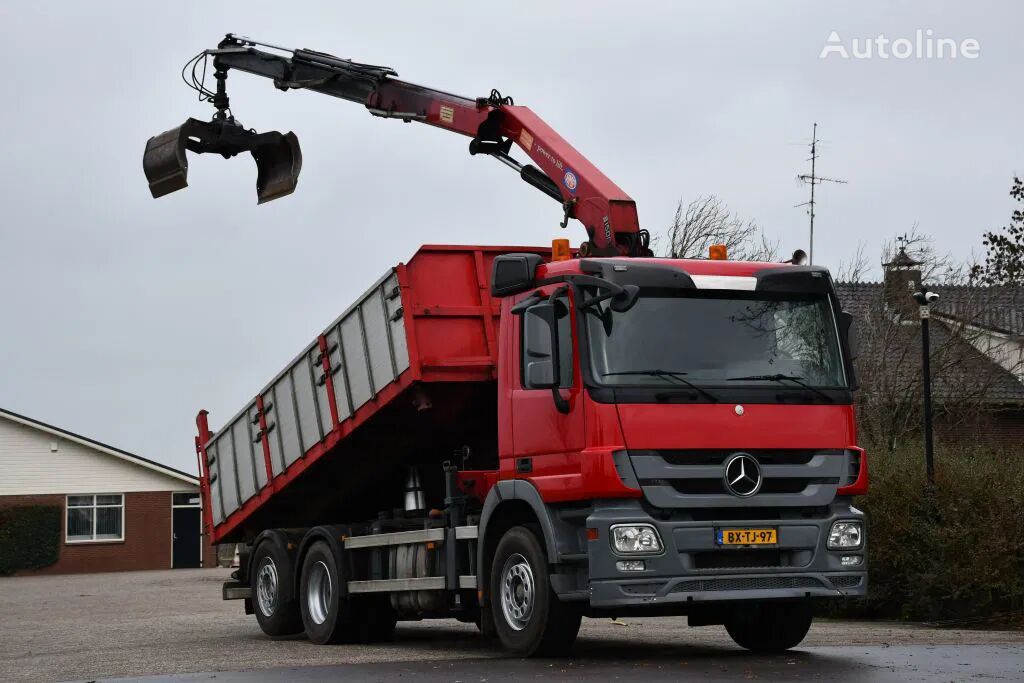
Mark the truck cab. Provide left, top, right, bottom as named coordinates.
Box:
left=479, top=252, right=866, bottom=652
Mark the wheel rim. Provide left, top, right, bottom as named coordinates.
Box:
left=500, top=553, right=535, bottom=631
left=255, top=557, right=279, bottom=618
left=306, top=560, right=332, bottom=625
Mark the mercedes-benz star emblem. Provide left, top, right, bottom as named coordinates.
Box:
left=723, top=453, right=762, bottom=497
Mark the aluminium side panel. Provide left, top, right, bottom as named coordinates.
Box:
left=248, top=404, right=269, bottom=490
left=207, top=441, right=225, bottom=526
left=216, top=424, right=241, bottom=518
left=271, top=371, right=304, bottom=468
left=203, top=267, right=411, bottom=532
left=290, top=356, right=323, bottom=453
left=230, top=416, right=258, bottom=504
left=383, top=271, right=410, bottom=376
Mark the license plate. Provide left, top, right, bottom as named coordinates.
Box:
left=716, top=528, right=778, bottom=545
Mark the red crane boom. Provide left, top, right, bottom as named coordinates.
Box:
left=143, top=34, right=650, bottom=257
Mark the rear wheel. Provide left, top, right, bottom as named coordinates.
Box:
left=251, top=541, right=302, bottom=636
left=725, top=601, right=814, bottom=653
left=299, top=541, right=358, bottom=644
left=489, top=526, right=581, bottom=657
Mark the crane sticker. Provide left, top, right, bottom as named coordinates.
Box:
left=439, top=105, right=455, bottom=124
left=563, top=169, right=578, bottom=193
left=519, top=129, right=534, bottom=151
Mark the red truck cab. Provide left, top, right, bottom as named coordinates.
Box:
left=474, top=252, right=866, bottom=650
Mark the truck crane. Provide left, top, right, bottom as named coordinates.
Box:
left=144, top=35, right=867, bottom=658
left=144, top=33, right=651, bottom=258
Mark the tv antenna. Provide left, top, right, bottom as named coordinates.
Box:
left=795, top=123, right=846, bottom=264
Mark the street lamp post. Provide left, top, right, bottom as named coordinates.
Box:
left=912, top=289, right=939, bottom=484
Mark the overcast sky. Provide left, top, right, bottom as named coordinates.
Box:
left=0, top=2, right=1019, bottom=473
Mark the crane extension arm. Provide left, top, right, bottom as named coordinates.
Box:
left=143, top=34, right=650, bottom=257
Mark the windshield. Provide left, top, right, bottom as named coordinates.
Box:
left=585, top=288, right=846, bottom=388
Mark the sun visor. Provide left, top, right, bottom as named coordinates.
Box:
left=755, top=265, right=834, bottom=294
left=580, top=259, right=696, bottom=289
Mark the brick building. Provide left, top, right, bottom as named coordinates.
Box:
left=0, top=408, right=216, bottom=574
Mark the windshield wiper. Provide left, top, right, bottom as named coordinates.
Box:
left=603, top=369, right=719, bottom=402
left=726, top=374, right=834, bottom=403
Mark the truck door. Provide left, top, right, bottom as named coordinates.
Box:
left=510, top=289, right=585, bottom=492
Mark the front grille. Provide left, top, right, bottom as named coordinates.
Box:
left=672, top=576, right=824, bottom=593
left=693, top=550, right=783, bottom=569
left=666, top=477, right=839, bottom=496
left=661, top=450, right=819, bottom=466
left=630, top=449, right=849, bottom=509
left=761, top=477, right=839, bottom=494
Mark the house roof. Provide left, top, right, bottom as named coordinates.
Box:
left=835, top=282, right=1024, bottom=404
left=0, top=407, right=198, bottom=485
left=928, top=285, right=1024, bottom=336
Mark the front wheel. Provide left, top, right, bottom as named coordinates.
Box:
left=489, top=526, right=581, bottom=657
left=725, top=601, right=814, bottom=653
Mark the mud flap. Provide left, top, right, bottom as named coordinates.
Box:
left=143, top=117, right=301, bottom=204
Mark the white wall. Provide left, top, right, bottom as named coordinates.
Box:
left=0, top=416, right=196, bottom=496
left=966, top=326, right=1024, bottom=382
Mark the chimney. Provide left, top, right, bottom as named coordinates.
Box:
left=882, top=247, right=922, bottom=315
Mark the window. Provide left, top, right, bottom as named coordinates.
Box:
left=172, top=492, right=201, bottom=507
left=66, top=494, right=124, bottom=543
left=586, top=289, right=845, bottom=388
left=521, top=295, right=574, bottom=389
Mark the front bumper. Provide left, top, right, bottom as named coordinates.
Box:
left=585, top=499, right=867, bottom=609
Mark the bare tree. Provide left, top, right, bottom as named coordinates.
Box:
left=836, top=241, right=869, bottom=282
left=662, top=195, right=778, bottom=261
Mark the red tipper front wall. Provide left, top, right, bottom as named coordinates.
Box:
left=197, top=245, right=551, bottom=543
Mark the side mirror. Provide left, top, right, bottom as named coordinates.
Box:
left=526, top=360, right=555, bottom=389
left=492, top=253, right=544, bottom=297
left=523, top=300, right=571, bottom=413
left=524, top=303, right=557, bottom=360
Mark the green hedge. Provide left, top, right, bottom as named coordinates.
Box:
left=839, top=443, right=1024, bottom=623
left=0, top=505, right=61, bottom=575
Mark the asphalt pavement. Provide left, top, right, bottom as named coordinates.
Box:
left=0, top=568, right=1021, bottom=682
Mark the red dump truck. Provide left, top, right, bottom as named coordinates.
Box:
left=146, top=35, right=867, bottom=656
left=194, top=245, right=867, bottom=656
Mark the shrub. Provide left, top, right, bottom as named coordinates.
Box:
left=0, top=505, right=61, bottom=575
left=843, top=443, right=1024, bottom=622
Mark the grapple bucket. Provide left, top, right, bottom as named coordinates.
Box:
left=143, top=118, right=302, bottom=204
left=252, top=132, right=302, bottom=204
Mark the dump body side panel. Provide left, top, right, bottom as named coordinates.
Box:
left=198, top=245, right=551, bottom=543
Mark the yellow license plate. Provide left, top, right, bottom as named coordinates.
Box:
left=717, top=528, right=778, bottom=545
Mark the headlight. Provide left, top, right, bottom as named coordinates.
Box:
left=828, top=521, right=863, bottom=549
left=610, top=524, right=663, bottom=554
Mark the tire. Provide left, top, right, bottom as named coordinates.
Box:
left=299, top=541, right=359, bottom=644
left=725, top=601, right=814, bottom=653
left=476, top=605, right=497, bottom=639
left=489, top=526, right=582, bottom=657
left=251, top=540, right=303, bottom=637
